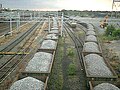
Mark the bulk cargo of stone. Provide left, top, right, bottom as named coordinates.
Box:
left=51, top=28, right=58, bottom=30
left=86, top=31, right=96, bottom=36
left=86, top=35, right=97, bottom=42
left=84, top=54, right=112, bottom=77
left=49, top=30, right=59, bottom=34
left=9, top=77, right=44, bottom=90
left=87, top=24, right=94, bottom=30
left=87, top=28, right=95, bottom=31
left=83, top=42, right=100, bottom=53
left=40, top=40, right=56, bottom=49
left=46, top=34, right=58, bottom=40
left=25, top=52, right=52, bottom=72
left=94, top=83, right=120, bottom=90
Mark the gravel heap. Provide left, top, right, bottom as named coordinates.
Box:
left=9, top=77, right=44, bottom=90
left=46, top=34, right=58, bottom=40
left=86, top=31, right=96, bottom=35
left=52, top=17, right=58, bottom=28
left=86, top=35, right=97, bottom=42
left=25, top=52, right=52, bottom=72
left=85, top=54, right=113, bottom=76
left=49, top=30, right=59, bottom=34
left=87, top=28, right=94, bottom=31
left=40, top=40, right=56, bottom=49
left=84, top=42, right=100, bottom=52
left=94, top=83, right=120, bottom=90
left=87, top=24, right=94, bottom=31
left=51, top=28, right=58, bottom=30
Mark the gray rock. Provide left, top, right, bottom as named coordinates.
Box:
left=25, top=52, right=52, bottom=72
left=86, top=35, right=97, bottom=42
left=84, top=42, right=100, bottom=52
left=94, top=83, right=120, bottom=90
left=85, top=54, right=113, bottom=76
left=10, top=77, right=44, bottom=90
left=40, top=40, right=56, bottom=49
left=46, top=34, right=58, bottom=40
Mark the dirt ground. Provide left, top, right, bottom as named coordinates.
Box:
left=104, top=40, right=120, bottom=60
left=100, top=37, right=120, bottom=88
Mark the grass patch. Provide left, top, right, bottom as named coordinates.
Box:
left=102, top=35, right=117, bottom=41
left=48, top=37, right=64, bottom=90
left=67, top=63, right=76, bottom=76
left=67, top=48, right=74, bottom=58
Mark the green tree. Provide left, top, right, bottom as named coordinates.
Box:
left=112, top=29, right=120, bottom=39
left=105, top=25, right=116, bottom=36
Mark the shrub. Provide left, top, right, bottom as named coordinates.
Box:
left=67, top=48, right=74, bottom=57
left=112, top=29, right=120, bottom=39
left=105, top=25, right=116, bottom=36
left=67, top=63, right=76, bottom=75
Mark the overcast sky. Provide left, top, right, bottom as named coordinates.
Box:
left=0, top=0, right=119, bottom=11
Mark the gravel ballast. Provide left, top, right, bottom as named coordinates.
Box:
left=40, top=40, right=56, bottom=49
left=86, top=35, right=97, bottom=42
left=84, top=42, right=100, bottom=52
left=25, top=52, right=52, bottom=72
left=9, top=77, right=44, bottom=90
left=94, top=83, right=120, bottom=90
left=84, top=54, right=113, bottom=77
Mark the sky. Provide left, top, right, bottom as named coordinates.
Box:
left=0, top=0, right=120, bottom=11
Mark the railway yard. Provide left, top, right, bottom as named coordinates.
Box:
left=0, top=11, right=120, bottom=90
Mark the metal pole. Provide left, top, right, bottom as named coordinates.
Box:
left=17, top=19, right=18, bottom=31
left=61, top=12, right=63, bottom=37
left=17, top=12, right=20, bottom=31
left=19, top=13, right=20, bottom=27
left=48, top=16, right=51, bottom=32
left=10, top=17, right=12, bottom=36
left=30, top=13, right=32, bottom=20
left=23, top=11, right=24, bottom=20
left=34, top=11, right=35, bottom=20
left=57, top=11, right=58, bottom=21
left=111, top=0, right=114, bottom=18
left=39, top=11, right=41, bottom=20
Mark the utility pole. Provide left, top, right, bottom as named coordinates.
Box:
left=34, top=11, right=35, bottom=20
left=22, top=11, right=24, bottom=20
left=48, top=15, right=51, bottom=32
left=17, top=12, right=20, bottom=31
left=39, top=11, right=41, bottom=20
left=9, top=13, right=12, bottom=36
left=61, top=12, right=63, bottom=37
left=30, top=13, right=32, bottom=20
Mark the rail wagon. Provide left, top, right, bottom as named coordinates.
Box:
left=85, top=35, right=98, bottom=43
left=89, top=81, right=120, bottom=90
left=44, top=34, right=58, bottom=41
left=82, top=42, right=102, bottom=56
left=19, top=51, right=56, bottom=90
left=8, top=17, right=59, bottom=90
left=82, top=54, right=118, bottom=81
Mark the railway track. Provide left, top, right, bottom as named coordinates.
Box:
left=0, top=22, right=39, bottom=52
left=64, top=22, right=88, bottom=90
left=0, top=20, right=45, bottom=86
left=0, top=22, right=26, bottom=36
